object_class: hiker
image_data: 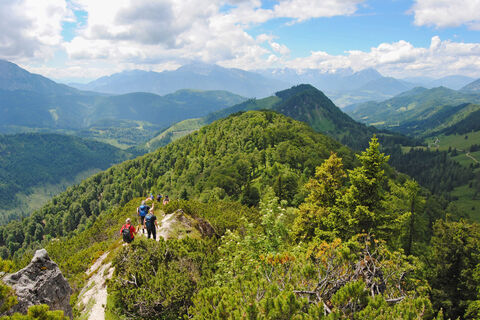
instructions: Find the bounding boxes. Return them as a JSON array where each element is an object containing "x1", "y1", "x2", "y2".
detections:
[
  {"x1": 163, "y1": 195, "x2": 169, "y2": 205},
  {"x1": 137, "y1": 200, "x2": 150, "y2": 234},
  {"x1": 156, "y1": 194, "x2": 162, "y2": 202},
  {"x1": 120, "y1": 218, "x2": 136, "y2": 243},
  {"x1": 144, "y1": 203, "x2": 158, "y2": 240}
]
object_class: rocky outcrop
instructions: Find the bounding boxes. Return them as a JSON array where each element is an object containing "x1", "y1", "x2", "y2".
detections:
[
  {"x1": 2, "y1": 249, "x2": 72, "y2": 318},
  {"x1": 158, "y1": 209, "x2": 217, "y2": 240}
]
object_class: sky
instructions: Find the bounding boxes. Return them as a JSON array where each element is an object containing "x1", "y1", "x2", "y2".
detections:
[{"x1": 0, "y1": 0, "x2": 479, "y2": 83}]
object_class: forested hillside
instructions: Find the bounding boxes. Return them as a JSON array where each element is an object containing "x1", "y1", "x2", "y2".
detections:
[
  {"x1": 3, "y1": 134, "x2": 477, "y2": 320},
  {"x1": 347, "y1": 86, "x2": 480, "y2": 134},
  {"x1": 0, "y1": 111, "x2": 354, "y2": 259},
  {"x1": 1, "y1": 110, "x2": 479, "y2": 319},
  {"x1": 0, "y1": 133, "x2": 130, "y2": 223}
]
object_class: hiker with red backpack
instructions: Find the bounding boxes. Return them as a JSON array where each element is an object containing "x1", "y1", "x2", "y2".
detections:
[{"x1": 120, "y1": 218, "x2": 136, "y2": 243}]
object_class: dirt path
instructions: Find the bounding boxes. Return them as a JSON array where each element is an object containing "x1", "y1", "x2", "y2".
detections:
[
  {"x1": 77, "y1": 252, "x2": 114, "y2": 320},
  {"x1": 78, "y1": 212, "x2": 172, "y2": 318},
  {"x1": 157, "y1": 213, "x2": 176, "y2": 240},
  {"x1": 466, "y1": 152, "x2": 479, "y2": 163}
]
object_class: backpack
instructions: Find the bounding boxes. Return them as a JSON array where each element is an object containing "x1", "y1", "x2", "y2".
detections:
[
  {"x1": 122, "y1": 225, "x2": 132, "y2": 243},
  {"x1": 139, "y1": 205, "x2": 149, "y2": 217},
  {"x1": 145, "y1": 213, "x2": 154, "y2": 229}
]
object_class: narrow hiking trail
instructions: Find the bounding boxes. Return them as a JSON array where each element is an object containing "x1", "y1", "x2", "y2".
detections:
[
  {"x1": 139, "y1": 210, "x2": 174, "y2": 241},
  {"x1": 77, "y1": 252, "x2": 114, "y2": 320},
  {"x1": 77, "y1": 209, "x2": 173, "y2": 319},
  {"x1": 466, "y1": 152, "x2": 479, "y2": 164}
]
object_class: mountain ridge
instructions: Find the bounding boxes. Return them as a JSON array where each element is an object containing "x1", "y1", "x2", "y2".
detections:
[
  {"x1": 347, "y1": 86, "x2": 480, "y2": 135},
  {"x1": 70, "y1": 62, "x2": 290, "y2": 98}
]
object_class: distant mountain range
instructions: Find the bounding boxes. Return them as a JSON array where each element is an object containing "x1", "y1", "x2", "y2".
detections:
[
  {"x1": 402, "y1": 75, "x2": 475, "y2": 90},
  {"x1": 0, "y1": 60, "x2": 245, "y2": 134},
  {"x1": 346, "y1": 86, "x2": 480, "y2": 136},
  {"x1": 69, "y1": 62, "x2": 475, "y2": 108},
  {"x1": 70, "y1": 62, "x2": 290, "y2": 98},
  {"x1": 462, "y1": 78, "x2": 480, "y2": 92}
]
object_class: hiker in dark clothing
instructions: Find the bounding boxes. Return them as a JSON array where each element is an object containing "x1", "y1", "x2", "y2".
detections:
[
  {"x1": 156, "y1": 194, "x2": 162, "y2": 202},
  {"x1": 137, "y1": 200, "x2": 150, "y2": 234},
  {"x1": 120, "y1": 218, "x2": 136, "y2": 243},
  {"x1": 163, "y1": 195, "x2": 169, "y2": 205},
  {"x1": 144, "y1": 203, "x2": 158, "y2": 240}
]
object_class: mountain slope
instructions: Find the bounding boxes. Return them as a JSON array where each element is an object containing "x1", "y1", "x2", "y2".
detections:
[
  {"x1": 148, "y1": 84, "x2": 414, "y2": 153},
  {"x1": 87, "y1": 89, "x2": 245, "y2": 128},
  {"x1": 0, "y1": 110, "x2": 355, "y2": 258},
  {"x1": 0, "y1": 62, "x2": 245, "y2": 141},
  {"x1": 394, "y1": 103, "x2": 480, "y2": 137},
  {"x1": 355, "y1": 77, "x2": 415, "y2": 96},
  {"x1": 347, "y1": 86, "x2": 480, "y2": 135},
  {"x1": 0, "y1": 133, "x2": 131, "y2": 223},
  {"x1": 71, "y1": 62, "x2": 290, "y2": 98},
  {"x1": 0, "y1": 60, "x2": 78, "y2": 95},
  {"x1": 259, "y1": 67, "x2": 417, "y2": 107},
  {"x1": 462, "y1": 78, "x2": 480, "y2": 92}
]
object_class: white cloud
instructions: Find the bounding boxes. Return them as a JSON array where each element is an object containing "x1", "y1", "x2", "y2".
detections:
[
  {"x1": 6, "y1": 0, "x2": 480, "y2": 81},
  {"x1": 0, "y1": 0, "x2": 71, "y2": 61},
  {"x1": 411, "y1": 0, "x2": 480, "y2": 30},
  {"x1": 273, "y1": 0, "x2": 364, "y2": 22},
  {"x1": 285, "y1": 36, "x2": 480, "y2": 78},
  {"x1": 63, "y1": 0, "x2": 364, "y2": 68}
]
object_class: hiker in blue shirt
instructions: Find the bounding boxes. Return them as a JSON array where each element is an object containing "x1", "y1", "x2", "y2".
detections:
[{"x1": 137, "y1": 200, "x2": 150, "y2": 234}]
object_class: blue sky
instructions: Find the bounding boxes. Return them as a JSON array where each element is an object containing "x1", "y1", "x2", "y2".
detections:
[{"x1": 0, "y1": 0, "x2": 479, "y2": 82}]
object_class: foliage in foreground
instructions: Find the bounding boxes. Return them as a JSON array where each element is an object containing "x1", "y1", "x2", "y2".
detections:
[
  {"x1": 98, "y1": 137, "x2": 480, "y2": 319},
  {"x1": 0, "y1": 305, "x2": 67, "y2": 320}
]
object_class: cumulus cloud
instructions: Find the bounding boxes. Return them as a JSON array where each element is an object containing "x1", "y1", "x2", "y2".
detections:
[
  {"x1": 0, "y1": 0, "x2": 71, "y2": 61},
  {"x1": 411, "y1": 0, "x2": 480, "y2": 30},
  {"x1": 64, "y1": 0, "x2": 364, "y2": 68},
  {"x1": 273, "y1": 0, "x2": 364, "y2": 22},
  {"x1": 284, "y1": 36, "x2": 480, "y2": 78},
  {"x1": 6, "y1": 0, "x2": 480, "y2": 80}
]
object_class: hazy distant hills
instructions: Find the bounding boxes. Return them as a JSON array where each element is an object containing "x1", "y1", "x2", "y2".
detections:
[
  {"x1": 402, "y1": 75, "x2": 475, "y2": 90},
  {"x1": 258, "y1": 67, "x2": 419, "y2": 107},
  {"x1": 0, "y1": 60, "x2": 245, "y2": 135},
  {"x1": 462, "y1": 78, "x2": 480, "y2": 92},
  {"x1": 70, "y1": 63, "x2": 290, "y2": 98},
  {"x1": 347, "y1": 86, "x2": 480, "y2": 136},
  {"x1": 0, "y1": 60, "x2": 79, "y2": 95}
]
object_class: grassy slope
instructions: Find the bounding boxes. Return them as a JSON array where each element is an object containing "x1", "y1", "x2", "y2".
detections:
[{"x1": 422, "y1": 131, "x2": 480, "y2": 219}]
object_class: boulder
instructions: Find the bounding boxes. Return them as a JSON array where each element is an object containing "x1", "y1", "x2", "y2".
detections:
[{"x1": 2, "y1": 249, "x2": 72, "y2": 318}]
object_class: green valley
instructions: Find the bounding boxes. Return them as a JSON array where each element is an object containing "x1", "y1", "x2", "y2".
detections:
[{"x1": 0, "y1": 133, "x2": 131, "y2": 224}]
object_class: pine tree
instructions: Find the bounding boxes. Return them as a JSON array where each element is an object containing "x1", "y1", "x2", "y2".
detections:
[{"x1": 342, "y1": 135, "x2": 394, "y2": 238}]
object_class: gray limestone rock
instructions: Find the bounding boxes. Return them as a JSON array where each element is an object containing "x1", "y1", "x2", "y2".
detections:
[{"x1": 2, "y1": 249, "x2": 72, "y2": 318}]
